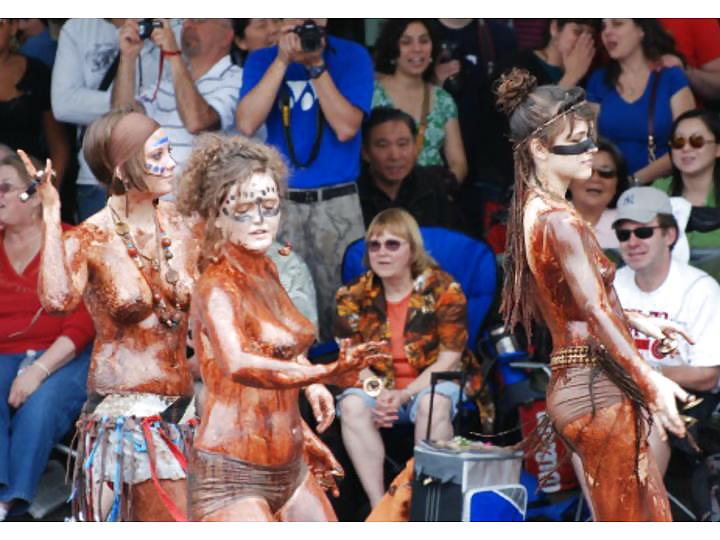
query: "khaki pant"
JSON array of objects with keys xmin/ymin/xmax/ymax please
[{"xmin": 278, "ymin": 190, "xmax": 365, "ymax": 342}]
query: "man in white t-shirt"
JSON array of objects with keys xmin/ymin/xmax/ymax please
[
  {"xmin": 112, "ymin": 19, "xmax": 242, "ymax": 174},
  {"xmin": 612, "ymin": 186, "xmax": 720, "ymax": 474}
]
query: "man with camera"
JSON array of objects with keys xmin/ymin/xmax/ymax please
[
  {"xmin": 52, "ymin": 18, "xmax": 181, "ymax": 221},
  {"xmin": 112, "ymin": 18, "xmax": 242, "ymax": 171},
  {"xmin": 237, "ymin": 18, "xmax": 373, "ymax": 341}
]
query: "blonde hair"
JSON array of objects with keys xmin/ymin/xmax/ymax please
[
  {"xmin": 363, "ymin": 208, "xmax": 435, "ymax": 278},
  {"xmin": 176, "ymin": 133, "xmax": 287, "ymax": 269}
]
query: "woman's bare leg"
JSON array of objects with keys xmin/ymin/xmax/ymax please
[{"xmin": 277, "ymin": 472, "xmax": 338, "ymax": 522}]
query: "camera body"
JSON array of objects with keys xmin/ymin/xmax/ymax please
[
  {"xmin": 138, "ymin": 18, "xmax": 163, "ymax": 40},
  {"xmin": 437, "ymin": 40, "xmax": 464, "ymax": 95},
  {"xmin": 293, "ymin": 20, "xmax": 326, "ymax": 53}
]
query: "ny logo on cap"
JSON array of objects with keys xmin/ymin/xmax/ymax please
[{"xmin": 621, "ymin": 194, "xmax": 635, "ymax": 206}]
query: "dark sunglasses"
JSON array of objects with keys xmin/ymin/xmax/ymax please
[
  {"xmin": 592, "ymin": 166, "xmax": 617, "ymax": 179},
  {"xmin": 368, "ymin": 239, "xmax": 405, "ymax": 253},
  {"xmin": 669, "ymin": 134, "xmax": 716, "ymax": 150},
  {"xmin": 615, "ymin": 226, "xmax": 665, "ymax": 242}
]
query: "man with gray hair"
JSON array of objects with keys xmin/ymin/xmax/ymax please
[
  {"xmin": 112, "ymin": 18, "xmax": 242, "ymax": 172},
  {"xmin": 612, "ymin": 186, "xmax": 720, "ymax": 476}
]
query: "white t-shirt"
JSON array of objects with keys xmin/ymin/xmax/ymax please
[
  {"xmin": 140, "ymin": 55, "xmax": 243, "ymax": 172},
  {"xmin": 51, "ymin": 18, "xmax": 182, "ymax": 186},
  {"xmin": 614, "ymin": 260, "xmax": 720, "ymax": 386}
]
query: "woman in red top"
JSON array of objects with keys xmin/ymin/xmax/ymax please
[
  {"xmin": 0, "ymin": 152, "xmax": 94, "ymax": 520},
  {"xmin": 335, "ymin": 208, "xmax": 471, "ymax": 509}
]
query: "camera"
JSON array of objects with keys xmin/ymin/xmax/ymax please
[
  {"xmin": 138, "ymin": 18, "xmax": 163, "ymax": 40},
  {"xmin": 293, "ymin": 20, "xmax": 325, "ymax": 53},
  {"xmin": 437, "ymin": 40, "xmax": 463, "ymax": 95}
]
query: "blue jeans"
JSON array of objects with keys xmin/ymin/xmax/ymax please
[
  {"xmin": 336, "ymin": 381, "xmax": 461, "ymax": 424},
  {"xmin": 76, "ymin": 184, "xmax": 107, "ymax": 222},
  {"xmin": 0, "ymin": 346, "xmax": 90, "ymax": 514}
]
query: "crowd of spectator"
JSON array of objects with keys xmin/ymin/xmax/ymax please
[{"xmin": 2, "ymin": 17, "xmax": 720, "ymax": 521}]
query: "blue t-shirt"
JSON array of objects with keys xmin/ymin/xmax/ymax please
[
  {"xmin": 586, "ymin": 66, "xmax": 689, "ymax": 175},
  {"xmin": 240, "ymin": 36, "xmax": 374, "ymax": 189}
]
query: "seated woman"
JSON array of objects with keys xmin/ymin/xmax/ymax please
[
  {"xmin": 176, "ymin": 134, "xmax": 386, "ymax": 521},
  {"xmin": 654, "ymin": 109, "xmax": 720, "ymax": 250},
  {"xmin": 335, "ymin": 208, "xmax": 479, "ymax": 509},
  {"xmin": 567, "ymin": 137, "xmax": 630, "ymax": 250},
  {"xmin": 0, "ymin": 152, "xmax": 93, "ymax": 520},
  {"xmin": 372, "ymin": 19, "xmax": 467, "ymax": 183}
]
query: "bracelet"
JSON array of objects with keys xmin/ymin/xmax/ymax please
[
  {"xmin": 162, "ymin": 49, "xmax": 181, "ymax": 57},
  {"xmin": 32, "ymin": 361, "xmax": 51, "ymax": 378}
]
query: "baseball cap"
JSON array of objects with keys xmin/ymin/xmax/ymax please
[{"xmin": 612, "ymin": 186, "xmax": 673, "ymax": 226}]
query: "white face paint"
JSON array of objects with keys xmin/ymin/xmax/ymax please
[{"xmin": 217, "ymin": 172, "xmax": 281, "ymax": 253}]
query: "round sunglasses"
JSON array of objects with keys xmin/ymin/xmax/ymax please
[
  {"xmin": 592, "ymin": 166, "xmax": 617, "ymax": 179},
  {"xmin": 615, "ymin": 225, "xmax": 665, "ymax": 243},
  {"xmin": 669, "ymin": 134, "xmax": 716, "ymax": 150},
  {"xmin": 367, "ymin": 239, "xmax": 406, "ymax": 253}
]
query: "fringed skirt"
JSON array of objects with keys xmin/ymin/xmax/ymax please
[{"xmin": 70, "ymin": 392, "xmax": 196, "ymax": 522}]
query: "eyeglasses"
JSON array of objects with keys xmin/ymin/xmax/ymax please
[
  {"xmin": 592, "ymin": 166, "xmax": 617, "ymax": 179},
  {"xmin": 368, "ymin": 239, "xmax": 406, "ymax": 253},
  {"xmin": 669, "ymin": 134, "xmax": 716, "ymax": 150},
  {"xmin": 0, "ymin": 182, "xmax": 24, "ymax": 195},
  {"xmin": 615, "ymin": 226, "xmax": 665, "ymax": 242}
]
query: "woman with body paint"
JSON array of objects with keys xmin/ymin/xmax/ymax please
[
  {"xmin": 177, "ymin": 133, "xmax": 387, "ymax": 521},
  {"xmin": 21, "ymin": 109, "xmax": 201, "ymax": 521},
  {"xmin": 496, "ymin": 68, "xmax": 694, "ymax": 521}
]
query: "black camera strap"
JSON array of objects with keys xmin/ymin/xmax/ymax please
[
  {"xmin": 77, "ymin": 53, "xmax": 120, "ymax": 146},
  {"xmin": 279, "ymin": 84, "xmax": 324, "ymax": 170}
]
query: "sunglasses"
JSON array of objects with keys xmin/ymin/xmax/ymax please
[
  {"xmin": 0, "ymin": 182, "xmax": 24, "ymax": 195},
  {"xmin": 615, "ymin": 226, "xmax": 665, "ymax": 242},
  {"xmin": 592, "ymin": 166, "xmax": 617, "ymax": 179},
  {"xmin": 368, "ymin": 239, "xmax": 406, "ymax": 253},
  {"xmin": 669, "ymin": 134, "xmax": 716, "ymax": 150}
]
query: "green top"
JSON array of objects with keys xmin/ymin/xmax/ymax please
[
  {"xmin": 371, "ymin": 80, "xmax": 458, "ymax": 168},
  {"xmin": 652, "ymin": 176, "xmax": 720, "ymax": 249}
]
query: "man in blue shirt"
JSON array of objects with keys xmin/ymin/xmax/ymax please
[{"xmin": 237, "ymin": 19, "xmax": 373, "ymax": 341}]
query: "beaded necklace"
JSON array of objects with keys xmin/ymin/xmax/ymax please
[{"xmin": 108, "ymin": 200, "xmax": 185, "ymax": 329}]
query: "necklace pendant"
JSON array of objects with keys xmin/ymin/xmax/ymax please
[
  {"xmin": 165, "ymin": 269, "xmax": 179, "ymax": 284},
  {"xmin": 114, "ymin": 222, "xmax": 130, "ymax": 236},
  {"xmin": 151, "ymin": 259, "xmax": 160, "ymax": 271}
]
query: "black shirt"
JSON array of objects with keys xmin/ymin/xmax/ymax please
[{"xmin": 358, "ymin": 165, "xmax": 453, "ymax": 229}]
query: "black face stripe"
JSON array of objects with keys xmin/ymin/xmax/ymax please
[{"xmin": 550, "ymin": 138, "xmax": 597, "ymax": 155}]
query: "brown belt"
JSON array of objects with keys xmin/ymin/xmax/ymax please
[{"xmin": 549, "ymin": 346, "xmax": 598, "ymax": 370}]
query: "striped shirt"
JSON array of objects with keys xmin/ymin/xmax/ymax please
[{"xmin": 140, "ymin": 55, "xmax": 243, "ymax": 171}]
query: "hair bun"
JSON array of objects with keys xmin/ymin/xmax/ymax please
[{"xmin": 495, "ymin": 68, "xmax": 538, "ymax": 117}]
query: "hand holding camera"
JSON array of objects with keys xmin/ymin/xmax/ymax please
[
  {"xmin": 148, "ymin": 19, "xmax": 179, "ymax": 54},
  {"xmin": 277, "ymin": 19, "xmax": 326, "ymax": 67},
  {"xmin": 118, "ymin": 19, "xmax": 144, "ymax": 59}
]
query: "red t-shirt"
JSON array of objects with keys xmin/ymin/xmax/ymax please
[
  {"xmin": 0, "ymin": 225, "xmax": 95, "ymax": 354},
  {"xmin": 387, "ymin": 292, "xmax": 418, "ymax": 390},
  {"xmin": 660, "ymin": 19, "xmax": 720, "ymax": 68}
]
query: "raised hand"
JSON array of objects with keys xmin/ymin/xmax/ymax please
[
  {"xmin": 118, "ymin": 19, "xmax": 143, "ymax": 59},
  {"xmin": 561, "ymin": 32, "xmax": 595, "ymax": 86},
  {"xmin": 16, "ymin": 150, "xmax": 59, "ymax": 210},
  {"xmin": 328, "ymin": 339, "xmax": 391, "ymax": 388}
]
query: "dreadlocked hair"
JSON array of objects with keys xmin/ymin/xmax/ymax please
[
  {"xmin": 176, "ymin": 133, "xmax": 288, "ymax": 271},
  {"xmin": 495, "ymin": 68, "xmax": 596, "ymax": 339}
]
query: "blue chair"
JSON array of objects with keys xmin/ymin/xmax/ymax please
[{"xmin": 340, "ymin": 226, "xmax": 498, "ymax": 350}]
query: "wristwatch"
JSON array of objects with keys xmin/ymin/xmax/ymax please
[{"xmin": 307, "ymin": 62, "xmax": 327, "ymax": 79}]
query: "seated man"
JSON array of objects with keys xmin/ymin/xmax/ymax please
[
  {"xmin": 112, "ymin": 18, "xmax": 243, "ymax": 172},
  {"xmin": 358, "ymin": 107, "xmax": 455, "ymax": 229},
  {"xmin": 333, "ymin": 208, "xmax": 469, "ymax": 509},
  {"xmin": 612, "ymin": 186, "xmax": 720, "ymax": 475}
]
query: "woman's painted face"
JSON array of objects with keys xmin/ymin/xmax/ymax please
[
  {"xmin": 142, "ymin": 128, "xmax": 176, "ymax": 196},
  {"xmin": 670, "ymin": 117, "xmax": 719, "ymax": 177},
  {"xmin": 569, "ymin": 150, "xmax": 618, "ymax": 212},
  {"xmin": 367, "ymin": 229, "xmax": 412, "ymax": 280},
  {"xmin": 395, "ymin": 21, "xmax": 433, "ymax": 77},
  {"xmin": 217, "ymin": 172, "xmax": 281, "ymax": 253},
  {"xmin": 547, "ymin": 118, "xmax": 597, "ymax": 182},
  {"xmin": 601, "ymin": 19, "xmax": 644, "ymax": 61},
  {"xmin": 0, "ymin": 165, "xmax": 38, "ymax": 228}
]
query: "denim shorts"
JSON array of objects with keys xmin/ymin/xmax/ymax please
[{"xmin": 336, "ymin": 381, "xmax": 461, "ymax": 424}]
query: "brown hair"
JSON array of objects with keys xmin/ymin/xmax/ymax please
[
  {"xmin": 176, "ymin": 133, "xmax": 287, "ymax": 269},
  {"xmin": 495, "ymin": 68, "xmax": 596, "ymax": 336},
  {"xmin": 363, "ymin": 208, "xmax": 436, "ymax": 278},
  {"xmin": 0, "ymin": 153, "xmax": 44, "ymax": 187},
  {"xmin": 82, "ymin": 108, "xmax": 157, "ymax": 195}
]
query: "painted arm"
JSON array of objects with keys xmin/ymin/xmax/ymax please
[{"xmin": 17, "ymin": 151, "xmax": 88, "ymax": 313}]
